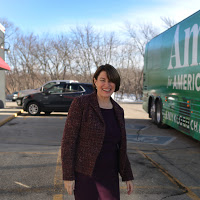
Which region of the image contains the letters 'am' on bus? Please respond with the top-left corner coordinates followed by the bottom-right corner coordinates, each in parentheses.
top-left (143, 10), bottom-right (200, 141)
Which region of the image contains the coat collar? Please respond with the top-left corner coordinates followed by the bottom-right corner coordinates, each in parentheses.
top-left (89, 91), bottom-right (123, 126)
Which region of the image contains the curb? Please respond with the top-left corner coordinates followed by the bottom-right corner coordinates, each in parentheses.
top-left (0, 109), bottom-right (24, 127)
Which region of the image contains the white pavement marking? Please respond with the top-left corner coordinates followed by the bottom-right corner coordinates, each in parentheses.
top-left (14, 181), bottom-right (31, 188)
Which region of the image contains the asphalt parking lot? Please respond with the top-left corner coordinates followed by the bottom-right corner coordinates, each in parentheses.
top-left (0, 101), bottom-right (200, 200)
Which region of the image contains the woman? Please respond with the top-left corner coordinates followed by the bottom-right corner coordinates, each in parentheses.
top-left (61, 64), bottom-right (134, 200)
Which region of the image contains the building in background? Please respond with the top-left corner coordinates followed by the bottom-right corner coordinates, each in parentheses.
top-left (0, 23), bottom-right (11, 108)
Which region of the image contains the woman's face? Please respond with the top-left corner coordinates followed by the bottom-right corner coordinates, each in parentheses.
top-left (94, 71), bottom-right (116, 99)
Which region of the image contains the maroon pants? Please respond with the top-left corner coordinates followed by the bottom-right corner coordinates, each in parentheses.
top-left (74, 172), bottom-right (120, 200)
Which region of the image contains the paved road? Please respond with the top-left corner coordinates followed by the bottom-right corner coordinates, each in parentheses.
top-left (0, 110), bottom-right (65, 200)
top-left (0, 102), bottom-right (200, 200)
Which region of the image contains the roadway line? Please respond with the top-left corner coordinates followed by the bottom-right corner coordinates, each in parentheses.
top-left (53, 148), bottom-right (63, 200)
top-left (0, 109), bottom-right (23, 127)
top-left (147, 148), bottom-right (200, 155)
top-left (53, 194), bottom-right (63, 200)
top-left (137, 150), bottom-right (200, 200)
top-left (15, 181), bottom-right (31, 188)
top-left (17, 115), bottom-right (66, 119)
top-left (0, 152), bottom-right (57, 155)
top-left (189, 187), bottom-right (200, 190)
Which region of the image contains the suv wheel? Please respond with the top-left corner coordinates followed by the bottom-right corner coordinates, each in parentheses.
top-left (27, 102), bottom-right (40, 116)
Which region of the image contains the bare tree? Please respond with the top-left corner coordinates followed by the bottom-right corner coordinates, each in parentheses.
top-left (32, 35), bottom-right (52, 83)
top-left (125, 22), bottom-right (158, 58)
top-left (100, 32), bottom-right (119, 66)
top-left (13, 33), bottom-right (39, 89)
top-left (70, 24), bottom-right (121, 82)
top-left (54, 34), bottom-right (76, 80)
top-left (113, 40), bottom-right (142, 99)
top-left (0, 17), bottom-right (19, 40)
top-left (4, 18), bottom-right (153, 100)
top-left (161, 16), bottom-right (176, 29)
top-left (0, 18), bottom-right (20, 93)
top-left (121, 22), bottom-right (159, 99)
top-left (71, 24), bottom-right (98, 81)
top-left (6, 48), bottom-right (23, 92)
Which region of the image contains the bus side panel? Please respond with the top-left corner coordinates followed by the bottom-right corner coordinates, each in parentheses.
top-left (143, 10), bottom-right (200, 141)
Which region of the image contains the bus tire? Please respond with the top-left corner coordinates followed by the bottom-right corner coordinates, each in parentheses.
top-left (155, 100), bottom-right (168, 128)
top-left (150, 100), bottom-right (156, 123)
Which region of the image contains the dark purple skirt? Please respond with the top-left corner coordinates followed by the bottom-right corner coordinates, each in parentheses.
top-left (74, 172), bottom-right (119, 200)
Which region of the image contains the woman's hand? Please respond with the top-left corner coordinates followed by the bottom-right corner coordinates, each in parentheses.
top-left (126, 180), bottom-right (134, 195)
top-left (64, 180), bottom-right (75, 195)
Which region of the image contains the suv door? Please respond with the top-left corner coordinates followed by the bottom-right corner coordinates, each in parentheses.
top-left (43, 83), bottom-right (67, 111)
top-left (62, 83), bottom-right (85, 110)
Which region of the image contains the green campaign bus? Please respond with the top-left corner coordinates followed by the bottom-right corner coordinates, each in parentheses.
top-left (143, 10), bottom-right (200, 141)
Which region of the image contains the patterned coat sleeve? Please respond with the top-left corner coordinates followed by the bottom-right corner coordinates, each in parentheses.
top-left (121, 154), bottom-right (134, 181)
top-left (61, 97), bottom-right (82, 180)
top-left (120, 109), bottom-right (134, 182)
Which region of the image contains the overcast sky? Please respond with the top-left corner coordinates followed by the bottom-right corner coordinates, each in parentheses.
top-left (0, 0), bottom-right (199, 35)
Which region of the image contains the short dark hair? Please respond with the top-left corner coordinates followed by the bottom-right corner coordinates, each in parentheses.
top-left (93, 64), bottom-right (120, 92)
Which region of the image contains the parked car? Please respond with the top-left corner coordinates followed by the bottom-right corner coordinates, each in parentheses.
top-left (16, 80), bottom-right (79, 106)
top-left (12, 92), bottom-right (18, 101)
top-left (6, 92), bottom-right (18, 101)
top-left (22, 82), bottom-right (94, 115)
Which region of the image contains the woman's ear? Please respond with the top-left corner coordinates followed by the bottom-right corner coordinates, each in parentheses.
top-left (93, 78), bottom-right (97, 85)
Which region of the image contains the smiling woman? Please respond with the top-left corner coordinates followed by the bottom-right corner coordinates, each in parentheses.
top-left (93, 65), bottom-right (120, 108)
top-left (61, 64), bottom-right (134, 200)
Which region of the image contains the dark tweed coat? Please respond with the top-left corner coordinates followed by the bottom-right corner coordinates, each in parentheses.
top-left (61, 91), bottom-right (134, 181)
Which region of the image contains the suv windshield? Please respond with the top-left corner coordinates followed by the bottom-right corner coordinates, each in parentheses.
top-left (42, 82), bottom-right (57, 92)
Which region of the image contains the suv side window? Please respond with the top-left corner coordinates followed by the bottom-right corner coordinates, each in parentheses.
top-left (80, 84), bottom-right (94, 94)
top-left (63, 84), bottom-right (84, 93)
top-left (48, 84), bottom-right (65, 94)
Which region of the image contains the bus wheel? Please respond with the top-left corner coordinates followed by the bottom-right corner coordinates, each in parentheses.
top-left (150, 100), bottom-right (156, 123)
top-left (155, 100), bottom-right (168, 128)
